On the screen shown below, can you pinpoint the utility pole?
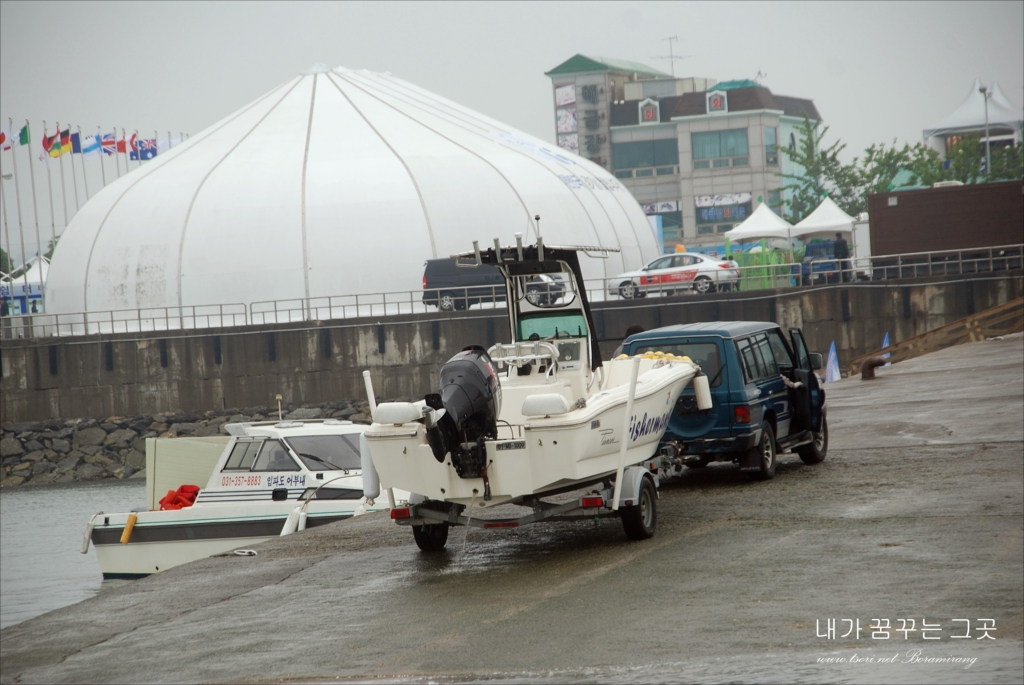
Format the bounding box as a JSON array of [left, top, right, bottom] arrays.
[[979, 84, 992, 176], [651, 36, 691, 78]]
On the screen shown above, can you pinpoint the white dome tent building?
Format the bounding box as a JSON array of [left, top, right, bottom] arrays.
[[46, 65, 660, 330]]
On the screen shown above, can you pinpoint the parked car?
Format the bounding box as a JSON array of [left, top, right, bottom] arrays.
[[423, 258, 565, 311], [622, 321, 827, 480], [609, 253, 740, 299], [801, 240, 839, 285]]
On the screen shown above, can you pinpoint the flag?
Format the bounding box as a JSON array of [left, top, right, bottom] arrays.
[[100, 133, 116, 155], [58, 129, 71, 155], [824, 341, 841, 383], [71, 132, 82, 153], [881, 332, 891, 367], [77, 133, 101, 155], [40, 129, 60, 159], [157, 135, 184, 152], [130, 137, 157, 161], [116, 133, 129, 153], [0, 124, 29, 150]]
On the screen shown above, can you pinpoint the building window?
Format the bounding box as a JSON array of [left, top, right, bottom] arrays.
[[693, 160, 710, 169], [612, 139, 679, 171], [656, 166, 675, 175], [768, 190, 783, 216], [615, 170, 633, 179], [716, 225, 733, 233], [765, 127, 778, 166], [732, 157, 748, 166], [698, 225, 714, 235], [789, 132, 797, 151], [692, 129, 749, 169], [635, 168, 654, 177]]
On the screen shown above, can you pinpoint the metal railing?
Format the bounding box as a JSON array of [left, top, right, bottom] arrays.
[[2, 244, 1020, 340], [0, 303, 247, 339]]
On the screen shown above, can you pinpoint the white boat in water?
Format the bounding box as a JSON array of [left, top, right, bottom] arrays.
[[365, 239, 705, 547], [85, 419, 407, 578]]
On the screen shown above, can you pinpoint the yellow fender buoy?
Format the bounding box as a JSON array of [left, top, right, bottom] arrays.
[[120, 513, 137, 544]]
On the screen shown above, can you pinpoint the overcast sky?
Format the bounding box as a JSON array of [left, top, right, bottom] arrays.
[[2, 1, 1022, 164]]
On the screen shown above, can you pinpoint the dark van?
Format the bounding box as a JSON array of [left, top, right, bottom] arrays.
[[624, 321, 827, 480], [423, 258, 565, 311]]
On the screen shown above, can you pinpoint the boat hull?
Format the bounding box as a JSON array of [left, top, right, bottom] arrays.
[[90, 502, 371, 578], [367, 361, 696, 507]]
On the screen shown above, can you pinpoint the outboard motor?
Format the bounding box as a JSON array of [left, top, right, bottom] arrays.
[[424, 345, 502, 481]]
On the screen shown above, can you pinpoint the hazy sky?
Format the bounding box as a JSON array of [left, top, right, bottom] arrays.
[[2, 1, 1022, 164]]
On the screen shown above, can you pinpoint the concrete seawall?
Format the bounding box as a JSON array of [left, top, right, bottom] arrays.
[[2, 272, 1021, 423]]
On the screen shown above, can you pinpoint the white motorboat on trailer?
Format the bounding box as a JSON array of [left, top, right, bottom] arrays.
[[85, 419, 408, 579], [365, 237, 708, 549]]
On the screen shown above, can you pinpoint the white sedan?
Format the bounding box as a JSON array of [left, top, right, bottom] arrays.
[[609, 253, 741, 298]]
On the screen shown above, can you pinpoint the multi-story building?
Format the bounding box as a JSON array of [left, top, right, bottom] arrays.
[[546, 55, 821, 252]]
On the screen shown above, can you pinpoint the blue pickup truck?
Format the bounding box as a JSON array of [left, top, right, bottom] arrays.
[[801, 240, 839, 285], [624, 321, 827, 480]]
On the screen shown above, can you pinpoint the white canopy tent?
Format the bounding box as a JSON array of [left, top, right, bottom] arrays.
[[791, 197, 855, 240], [722, 203, 795, 242], [923, 79, 1024, 141]]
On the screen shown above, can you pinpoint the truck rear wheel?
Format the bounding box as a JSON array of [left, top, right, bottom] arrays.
[[747, 422, 777, 481], [796, 414, 828, 464], [621, 477, 657, 540], [412, 523, 449, 551]]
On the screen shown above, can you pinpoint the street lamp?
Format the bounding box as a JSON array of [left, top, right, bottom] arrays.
[[979, 85, 992, 176]]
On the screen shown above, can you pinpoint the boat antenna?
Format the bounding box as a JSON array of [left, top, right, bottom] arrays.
[[493, 238, 503, 262], [537, 235, 545, 261], [473, 240, 482, 266], [515, 233, 524, 261]]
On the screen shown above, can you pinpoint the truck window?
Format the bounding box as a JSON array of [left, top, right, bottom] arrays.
[[766, 329, 795, 373], [632, 341, 723, 387], [754, 334, 779, 376], [736, 338, 764, 383]]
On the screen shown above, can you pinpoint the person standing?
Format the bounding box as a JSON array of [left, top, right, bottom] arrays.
[[834, 232, 851, 282]]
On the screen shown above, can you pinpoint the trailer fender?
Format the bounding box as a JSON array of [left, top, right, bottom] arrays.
[[620, 466, 656, 506]]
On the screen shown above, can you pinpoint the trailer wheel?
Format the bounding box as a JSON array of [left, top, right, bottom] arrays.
[[621, 477, 657, 540], [412, 523, 449, 551]]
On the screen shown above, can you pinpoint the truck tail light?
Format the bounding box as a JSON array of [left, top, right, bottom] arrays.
[[422, 276, 427, 290], [390, 508, 411, 519], [581, 496, 604, 508], [734, 405, 751, 424]]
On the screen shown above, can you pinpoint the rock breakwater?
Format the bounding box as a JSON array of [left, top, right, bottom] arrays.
[[1, 399, 376, 488]]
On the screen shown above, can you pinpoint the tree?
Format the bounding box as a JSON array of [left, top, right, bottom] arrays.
[[0, 247, 10, 275], [988, 142, 1024, 182], [776, 116, 861, 221], [859, 141, 945, 196]]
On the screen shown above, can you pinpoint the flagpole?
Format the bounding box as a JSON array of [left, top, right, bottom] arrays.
[[8, 118, 29, 311], [97, 126, 107, 188], [77, 125, 90, 200], [24, 121, 45, 313], [113, 126, 121, 178], [65, 126, 80, 212], [0, 146, 13, 290], [42, 121, 57, 246], [56, 122, 70, 229]]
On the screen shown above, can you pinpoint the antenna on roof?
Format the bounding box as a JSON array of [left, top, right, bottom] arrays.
[[755, 69, 768, 84], [651, 36, 691, 78]]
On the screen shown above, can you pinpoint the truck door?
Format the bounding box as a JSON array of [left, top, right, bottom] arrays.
[[788, 329, 824, 433]]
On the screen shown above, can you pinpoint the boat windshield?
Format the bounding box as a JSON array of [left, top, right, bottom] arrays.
[[517, 312, 588, 342], [283, 434, 362, 471]]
